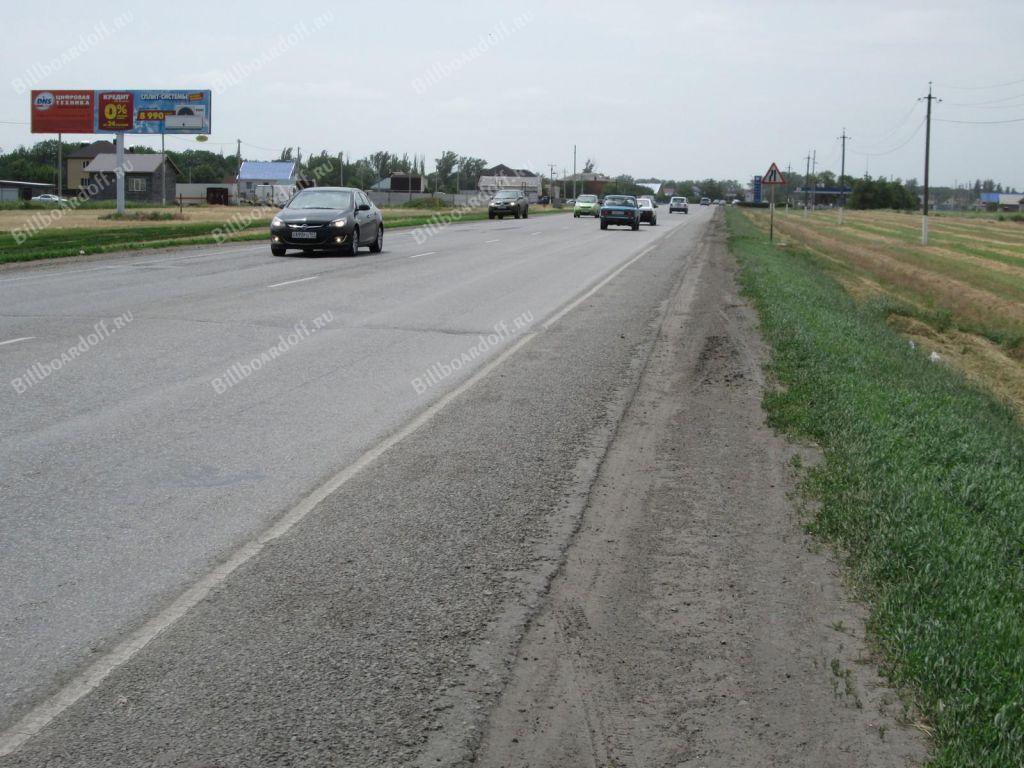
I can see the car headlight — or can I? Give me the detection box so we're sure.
[271,217,283,227]
[332,217,347,228]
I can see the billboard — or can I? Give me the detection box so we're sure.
[31,90,95,133]
[31,90,211,134]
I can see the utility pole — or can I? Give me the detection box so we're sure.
[339,152,344,186]
[811,150,817,211]
[786,163,792,209]
[838,128,850,224]
[803,152,811,216]
[547,162,558,200]
[920,82,940,245]
[572,145,577,200]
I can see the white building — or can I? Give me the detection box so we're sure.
[477,164,542,198]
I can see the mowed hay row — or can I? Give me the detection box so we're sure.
[748,210,1024,348]
[828,211,1024,267]
[770,211,1024,306]
[844,219,1024,267]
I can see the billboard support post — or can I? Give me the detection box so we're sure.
[161,126,166,206]
[57,133,63,200]
[115,133,126,215]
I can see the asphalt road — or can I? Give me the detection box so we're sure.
[0,204,711,762]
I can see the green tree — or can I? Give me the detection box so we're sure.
[433,150,458,192]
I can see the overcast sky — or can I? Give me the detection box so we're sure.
[2,0,1022,189]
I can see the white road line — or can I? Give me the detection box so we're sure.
[267,275,320,289]
[0,337,34,347]
[0,319,539,760]
[485,239,500,243]
[531,231,542,236]
[543,244,659,331]
[410,251,437,259]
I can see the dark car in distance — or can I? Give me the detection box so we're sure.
[488,190,529,219]
[270,187,383,256]
[599,195,641,230]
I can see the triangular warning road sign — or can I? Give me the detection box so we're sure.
[762,162,786,185]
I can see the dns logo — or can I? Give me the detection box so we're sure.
[33,92,55,111]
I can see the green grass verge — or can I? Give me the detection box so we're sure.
[0,208,567,264]
[726,207,1024,767]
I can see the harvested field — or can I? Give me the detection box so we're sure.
[742,208,1024,415]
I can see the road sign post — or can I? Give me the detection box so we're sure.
[761,162,786,243]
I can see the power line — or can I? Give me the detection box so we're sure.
[934,116,1024,125]
[855,101,922,148]
[945,91,1024,107]
[934,76,1024,91]
[849,116,926,157]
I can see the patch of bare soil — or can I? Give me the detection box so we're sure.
[473,217,929,767]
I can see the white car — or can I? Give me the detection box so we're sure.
[31,194,69,204]
[669,196,689,214]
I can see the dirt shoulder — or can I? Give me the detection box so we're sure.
[474,214,930,767]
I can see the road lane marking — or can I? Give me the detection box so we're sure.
[410,251,436,259]
[0,316,540,760]
[531,231,542,235]
[0,337,34,346]
[543,243,661,331]
[267,276,320,289]
[485,239,500,243]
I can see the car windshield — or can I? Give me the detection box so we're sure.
[638,199,653,208]
[672,197,686,203]
[578,195,597,203]
[604,196,636,207]
[494,191,519,199]
[287,190,353,210]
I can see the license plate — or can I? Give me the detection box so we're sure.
[292,231,317,239]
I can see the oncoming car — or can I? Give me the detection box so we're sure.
[573,194,600,217]
[269,187,383,257]
[488,190,529,219]
[599,195,640,230]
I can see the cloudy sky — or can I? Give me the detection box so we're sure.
[2,0,1021,188]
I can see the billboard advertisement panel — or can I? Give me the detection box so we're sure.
[30,90,95,133]
[30,90,211,134]
[95,90,211,134]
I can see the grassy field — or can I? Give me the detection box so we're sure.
[744,207,1024,416]
[0,204,568,264]
[727,208,1024,767]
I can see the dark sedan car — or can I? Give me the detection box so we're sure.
[269,187,383,256]
[599,195,640,230]
[488,190,529,219]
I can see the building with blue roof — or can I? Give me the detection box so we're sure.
[237,161,298,200]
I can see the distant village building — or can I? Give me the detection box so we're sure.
[371,172,424,192]
[980,191,1022,212]
[563,172,612,197]
[84,153,180,204]
[0,179,54,202]
[478,164,542,198]
[66,140,115,193]
[237,161,298,201]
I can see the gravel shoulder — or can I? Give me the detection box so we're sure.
[473,215,930,767]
